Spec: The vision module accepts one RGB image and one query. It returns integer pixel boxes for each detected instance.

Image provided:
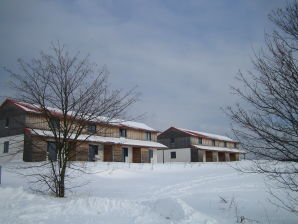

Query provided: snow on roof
[173,127,237,142]
[4,99,157,132]
[26,128,167,149]
[117,120,156,132]
[192,145,245,153]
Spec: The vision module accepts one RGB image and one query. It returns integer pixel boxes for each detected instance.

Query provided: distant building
[0,99,166,163]
[157,127,245,162]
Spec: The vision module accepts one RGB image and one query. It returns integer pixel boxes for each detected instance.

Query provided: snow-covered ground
[0,161,297,224]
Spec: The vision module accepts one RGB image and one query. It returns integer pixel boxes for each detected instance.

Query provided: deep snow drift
[0,161,297,224]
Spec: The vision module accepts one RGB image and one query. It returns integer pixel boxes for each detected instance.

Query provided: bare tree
[6,43,137,197]
[226,1,298,213]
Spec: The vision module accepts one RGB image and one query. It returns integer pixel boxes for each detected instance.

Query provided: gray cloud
[0,0,286,136]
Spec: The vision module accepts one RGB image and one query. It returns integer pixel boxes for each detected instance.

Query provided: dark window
[47,142,57,161]
[49,118,60,130]
[88,124,96,134]
[224,141,227,147]
[89,145,99,161]
[5,118,9,128]
[149,149,153,159]
[171,151,176,159]
[234,143,237,148]
[198,137,202,144]
[212,140,216,146]
[94,146,99,155]
[119,128,127,137]
[145,132,152,141]
[170,138,175,143]
[122,147,128,161]
[3,141,9,153]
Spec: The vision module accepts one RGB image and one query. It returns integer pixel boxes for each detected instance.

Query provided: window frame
[119,128,127,138]
[47,141,58,161]
[212,139,216,146]
[88,124,97,134]
[198,137,202,145]
[224,141,227,147]
[149,149,154,159]
[3,141,9,153]
[5,117,9,128]
[171,151,176,159]
[170,138,175,143]
[145,132,152,141]
[49,117,60,130]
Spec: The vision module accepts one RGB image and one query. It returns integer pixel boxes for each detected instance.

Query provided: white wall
[0,134,24,164]
[157,148,191,163]
[151,149,158,163]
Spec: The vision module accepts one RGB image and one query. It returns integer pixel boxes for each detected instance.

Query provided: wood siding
[25,114,157,142]
[0,102,26,137]
[158,127,239,150]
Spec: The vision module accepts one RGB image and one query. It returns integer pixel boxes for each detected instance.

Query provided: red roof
[162,127,238,143]
[2,98,158,133]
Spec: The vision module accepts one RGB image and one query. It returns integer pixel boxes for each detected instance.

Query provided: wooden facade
[157,127,243,162]
[0,99,165,163]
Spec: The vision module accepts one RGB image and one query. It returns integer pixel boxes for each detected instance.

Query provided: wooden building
[157,127,244,162]
[0,99,166,163]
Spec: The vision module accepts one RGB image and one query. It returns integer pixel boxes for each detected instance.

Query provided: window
[88,124,96,134]
[49,118,60,130]
[198,137,202,144]
[145,132,152,141]
[170,138,175,143]
[5,118,9,128]
[89,145,99,161]
[149,149,153,159]
[224,141,227,147]
[47,142,57,161]
[212,140,216,146]
[94,146,99,155]
[122,148,128,161]
[234,143,237,148]
[171,151,176,159]
[3,141,9,153]
[119,128,127,137]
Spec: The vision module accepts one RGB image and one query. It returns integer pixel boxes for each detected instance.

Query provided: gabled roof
[163,127,238,143]
[1,98,158,132]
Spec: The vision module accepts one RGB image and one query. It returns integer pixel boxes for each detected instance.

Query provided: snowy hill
[0,161,297,224]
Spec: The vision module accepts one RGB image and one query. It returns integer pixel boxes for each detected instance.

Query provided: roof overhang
[24,128,167,149]
[192,144,246,153]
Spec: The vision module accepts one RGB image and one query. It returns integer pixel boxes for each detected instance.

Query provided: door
[206,151,213,162]
[218,152,225,162]
[230,153,236,161]
[122,148,128,162]
[133,147,141,163]
[191,148,198,162]
[104,145,113,162]
[47,142,57,161]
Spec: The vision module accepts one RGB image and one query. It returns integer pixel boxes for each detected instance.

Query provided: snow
[0,161,297,224]
[192,145,246,153]
[176,127,236,142]
[28,128,167,149]
[118,120,156,132]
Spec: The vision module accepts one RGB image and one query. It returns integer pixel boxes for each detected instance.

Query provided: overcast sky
[0,0,287,136]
